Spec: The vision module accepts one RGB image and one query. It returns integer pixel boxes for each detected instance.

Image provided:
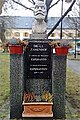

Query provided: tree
[76,0,80,16]
[0,16,16,52]
[0,0,6,44]
[67,0,80,40]
[3,0,76,36]
[0,16,16,42]
[47,0,76,37]
[0,0,5,14]
[10,0,61,21]
[66,1,80,58]
[0,21,5,42]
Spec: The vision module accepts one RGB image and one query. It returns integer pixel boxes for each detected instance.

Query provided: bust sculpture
[32,0,47,34]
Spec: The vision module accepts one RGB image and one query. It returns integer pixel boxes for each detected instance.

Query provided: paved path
[67,59,80,75]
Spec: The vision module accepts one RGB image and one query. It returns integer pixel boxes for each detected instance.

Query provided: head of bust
[34,0,46,22]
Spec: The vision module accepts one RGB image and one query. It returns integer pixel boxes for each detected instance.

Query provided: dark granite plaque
[26,40,52,79]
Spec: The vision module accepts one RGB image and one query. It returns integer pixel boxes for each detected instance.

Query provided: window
[6,31,11,37]
[68,32,73,37]
[78,31,80,37]
[23,32,30,37]
[14,32,20,37]
[77,43,80,48]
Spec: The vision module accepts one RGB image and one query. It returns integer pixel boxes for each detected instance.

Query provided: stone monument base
[22,102,53,117]
[30,34,47,39]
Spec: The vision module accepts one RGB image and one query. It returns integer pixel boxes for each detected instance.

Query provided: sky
[1,0,76,17]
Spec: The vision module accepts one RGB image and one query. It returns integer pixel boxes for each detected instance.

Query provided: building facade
[0,16,80,49]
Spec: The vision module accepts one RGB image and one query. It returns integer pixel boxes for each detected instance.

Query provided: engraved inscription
[26,40,52,79]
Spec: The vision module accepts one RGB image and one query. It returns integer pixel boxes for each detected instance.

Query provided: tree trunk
[0,0,4,14]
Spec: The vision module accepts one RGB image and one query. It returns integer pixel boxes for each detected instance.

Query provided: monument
[22,0,53,117]
[32,0,47,34]
[10,0,67,119]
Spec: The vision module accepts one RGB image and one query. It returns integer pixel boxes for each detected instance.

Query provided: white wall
[5,28,80,40]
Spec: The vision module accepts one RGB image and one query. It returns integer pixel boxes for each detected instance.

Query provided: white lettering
[31,58,47,61]
[30,68,47,71]
[30,65,47,67]
[30,48,47,51]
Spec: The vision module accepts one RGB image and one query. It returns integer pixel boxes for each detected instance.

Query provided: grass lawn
[68,54,80,60]
[66,67,80,117]
[66,67,80,103]
[0,53,80,117]
[0,53,10,106]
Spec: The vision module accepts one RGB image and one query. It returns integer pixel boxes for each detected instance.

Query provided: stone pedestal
[30,34,47,39]
[9,38,67,119]
[10,54,23,119]
[52,55,67,119]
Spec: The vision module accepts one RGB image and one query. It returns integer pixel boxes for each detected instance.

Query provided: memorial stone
[23,39,52,100]
[10,0,67,119]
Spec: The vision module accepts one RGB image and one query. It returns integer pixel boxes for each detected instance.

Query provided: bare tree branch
[31,0,35,5]
[45,0,60,22]
[49,0,60,9]
[47,0,76,37]
[12,0,34,11]
[45,0,53,9]
[68,15,80,32]
[28,0,35,5]
[45,0,53,22]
